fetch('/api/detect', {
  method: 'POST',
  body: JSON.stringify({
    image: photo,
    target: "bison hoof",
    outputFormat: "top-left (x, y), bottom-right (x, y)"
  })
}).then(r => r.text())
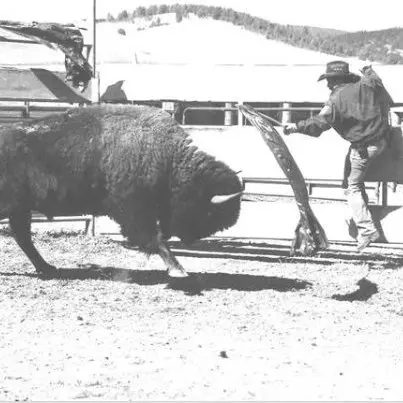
top-left (36, 264), bottom-right (58, 275)
top-left (167, 268), bottom-right (189, 278)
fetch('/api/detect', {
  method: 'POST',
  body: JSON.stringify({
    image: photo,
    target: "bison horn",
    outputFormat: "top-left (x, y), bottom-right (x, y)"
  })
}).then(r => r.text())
top-left (210, 192), bottom-right (242, 204)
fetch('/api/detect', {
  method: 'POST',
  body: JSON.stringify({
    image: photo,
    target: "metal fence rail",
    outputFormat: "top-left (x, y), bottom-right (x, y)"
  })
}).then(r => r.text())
top-left (181, 106), bottom-right (323, 125)
top-left (0, 102), bottom-right (74, 122)
top-left (242, 177), bottom-right (382, 204)
top-left (0, 214), bottom-right (95, 235)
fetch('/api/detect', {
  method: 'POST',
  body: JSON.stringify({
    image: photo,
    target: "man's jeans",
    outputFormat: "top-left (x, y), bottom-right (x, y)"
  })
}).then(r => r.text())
top-left (345, 137), bottom-right (387, 239)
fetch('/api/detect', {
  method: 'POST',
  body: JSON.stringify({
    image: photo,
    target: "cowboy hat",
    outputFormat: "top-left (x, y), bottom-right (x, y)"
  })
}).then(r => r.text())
top-left (318, 60), bottom-right (360, 82)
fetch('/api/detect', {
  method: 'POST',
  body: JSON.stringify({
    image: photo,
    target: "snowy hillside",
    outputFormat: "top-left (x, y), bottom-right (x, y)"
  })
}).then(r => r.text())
top-left (1, 16), bottom-right (354, 67)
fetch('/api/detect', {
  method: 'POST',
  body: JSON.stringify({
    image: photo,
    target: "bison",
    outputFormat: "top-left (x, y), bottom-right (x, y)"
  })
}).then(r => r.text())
top-left (0, 104), bottom-right (242, 278)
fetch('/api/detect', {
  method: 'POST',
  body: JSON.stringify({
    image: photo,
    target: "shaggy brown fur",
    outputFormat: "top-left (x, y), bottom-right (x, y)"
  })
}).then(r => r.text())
top-left (0, 104), bottom-right (242, 276)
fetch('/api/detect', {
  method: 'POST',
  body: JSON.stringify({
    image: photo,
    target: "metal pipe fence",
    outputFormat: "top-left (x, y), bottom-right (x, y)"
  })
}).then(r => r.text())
top-left (0, 100), bottom-right (79, 122)
top-left (181, 106), bottom-right (322, 125)
top-left (0, 100), bottom-right (397, 217)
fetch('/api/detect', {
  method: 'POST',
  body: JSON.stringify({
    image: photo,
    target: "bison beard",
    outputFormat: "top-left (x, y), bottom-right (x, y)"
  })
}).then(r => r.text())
top-left (0, 105), bottom-right (242, 278)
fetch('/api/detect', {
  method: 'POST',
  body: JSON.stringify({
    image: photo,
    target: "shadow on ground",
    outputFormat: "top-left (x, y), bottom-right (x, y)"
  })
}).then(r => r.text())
top-left (130, 238), bottom-right (403, 269)
top-left (1, 238), bottom-right (398, 298)
top-left (332, 278), bottom-right (379, 302)
top-left (0, 265), bottom-right (311, 296)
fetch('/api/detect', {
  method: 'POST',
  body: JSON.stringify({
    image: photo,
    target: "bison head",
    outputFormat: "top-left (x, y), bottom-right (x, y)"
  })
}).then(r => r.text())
top-left (169, 154), bottom-right (243, 244)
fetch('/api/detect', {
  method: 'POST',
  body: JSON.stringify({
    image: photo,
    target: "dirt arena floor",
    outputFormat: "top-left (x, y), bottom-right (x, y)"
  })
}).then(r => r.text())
top-left (1, 220), bottom-right (403, 401)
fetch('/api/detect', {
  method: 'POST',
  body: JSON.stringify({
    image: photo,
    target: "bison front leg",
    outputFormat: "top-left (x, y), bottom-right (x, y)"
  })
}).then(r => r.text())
top-left (115, 197), bottom-right (188, 278)
top-left (9, 210), bottom-right (57, 275)
top-left (154, 228), bottom-right (188, 278)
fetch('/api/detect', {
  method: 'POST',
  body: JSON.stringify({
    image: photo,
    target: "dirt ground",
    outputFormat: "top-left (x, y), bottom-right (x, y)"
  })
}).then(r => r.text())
top-left (1, 225), bottom-right (403, 401)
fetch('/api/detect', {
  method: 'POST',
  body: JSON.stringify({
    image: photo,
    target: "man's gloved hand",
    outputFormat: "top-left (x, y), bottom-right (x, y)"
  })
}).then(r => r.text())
top-left (283, 123), bottom-right (298, 135)
top-left (359, 64), bottom-right (372, 74)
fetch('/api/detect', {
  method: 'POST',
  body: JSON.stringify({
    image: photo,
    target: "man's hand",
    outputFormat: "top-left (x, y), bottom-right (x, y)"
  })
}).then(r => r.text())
top-left (359, 64), bottom-right (372, 75)
top-left (283, 123), bottom-right (298, 135)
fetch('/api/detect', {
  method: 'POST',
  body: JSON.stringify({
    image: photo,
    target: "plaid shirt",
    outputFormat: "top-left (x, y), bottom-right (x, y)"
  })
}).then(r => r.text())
top-left (296, 67), bottom-right (393, 145)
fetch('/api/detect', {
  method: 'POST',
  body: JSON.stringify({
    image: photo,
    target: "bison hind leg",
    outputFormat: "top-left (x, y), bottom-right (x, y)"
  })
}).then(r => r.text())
top-left (9, 209), bottom-right (57, 275)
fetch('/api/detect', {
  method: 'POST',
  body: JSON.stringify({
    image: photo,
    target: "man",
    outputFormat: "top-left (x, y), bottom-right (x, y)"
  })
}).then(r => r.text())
top-left (284, 60), bottom-right (393, 253)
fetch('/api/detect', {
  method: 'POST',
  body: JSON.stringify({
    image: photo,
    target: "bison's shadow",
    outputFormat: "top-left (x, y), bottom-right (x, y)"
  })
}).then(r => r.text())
top-left (0, 265), bottom-right (311, 295)
top-left (53, 265), bottom-right (312, 295)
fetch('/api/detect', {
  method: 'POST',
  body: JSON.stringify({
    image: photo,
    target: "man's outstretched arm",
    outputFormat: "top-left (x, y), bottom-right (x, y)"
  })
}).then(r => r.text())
top-left (284, 104), bottom-right (332, 137)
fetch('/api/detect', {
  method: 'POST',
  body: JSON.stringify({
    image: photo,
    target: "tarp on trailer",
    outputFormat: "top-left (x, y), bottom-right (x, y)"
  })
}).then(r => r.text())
top-left (0, 20), bottom-right (92, 91)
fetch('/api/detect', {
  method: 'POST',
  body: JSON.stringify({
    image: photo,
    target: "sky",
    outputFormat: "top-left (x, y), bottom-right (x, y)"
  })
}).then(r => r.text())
top-left (1, 0), bottom-right (403, 32)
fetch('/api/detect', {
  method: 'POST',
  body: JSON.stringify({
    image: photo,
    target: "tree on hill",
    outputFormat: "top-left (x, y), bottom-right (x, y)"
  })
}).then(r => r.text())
top-left (117, 10), bottom-right (129, 21)
top-left (175, 11), bottom-right (183, 23)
